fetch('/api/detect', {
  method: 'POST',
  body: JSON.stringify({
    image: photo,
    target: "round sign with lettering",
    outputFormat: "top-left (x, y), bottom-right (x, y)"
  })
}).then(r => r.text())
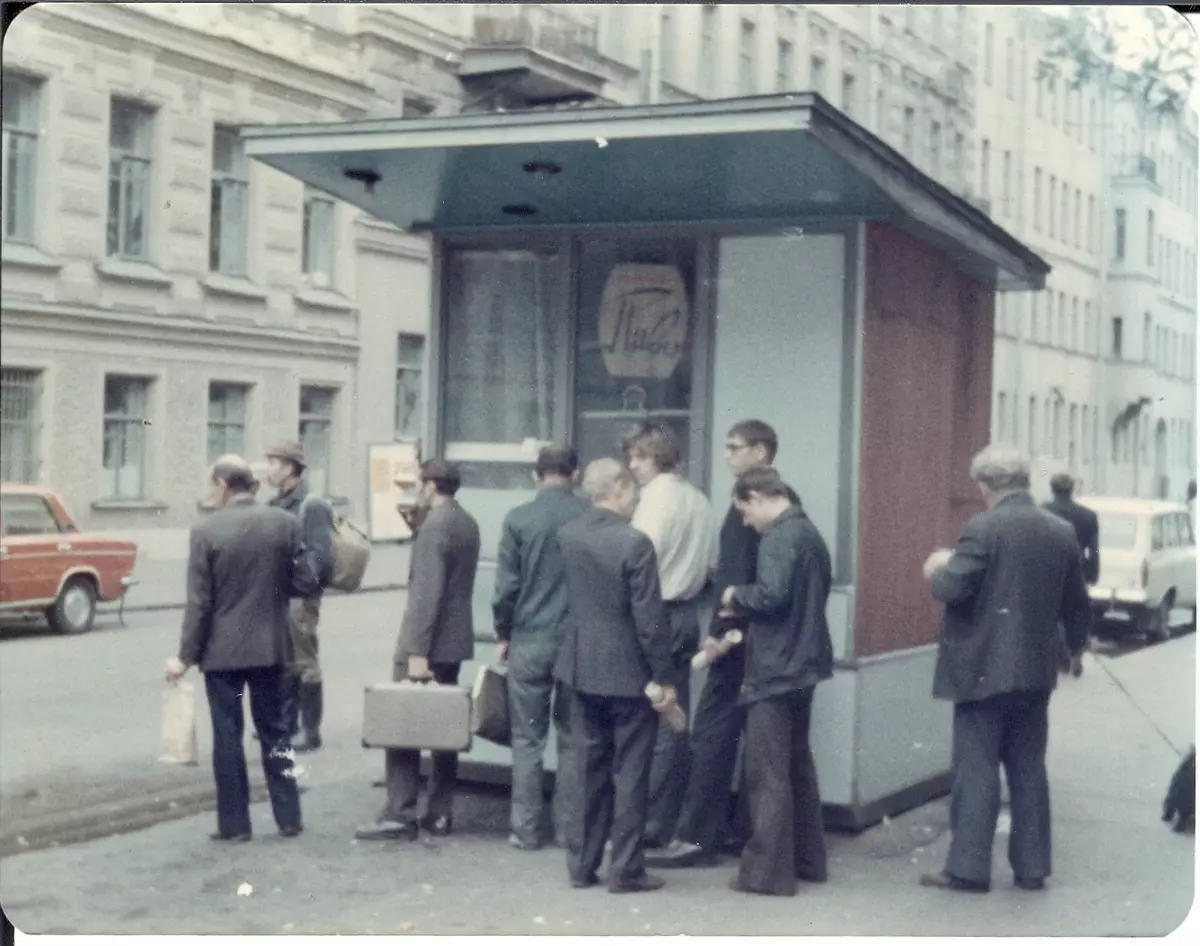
top-left (597, 264), bottom-right (689, 380)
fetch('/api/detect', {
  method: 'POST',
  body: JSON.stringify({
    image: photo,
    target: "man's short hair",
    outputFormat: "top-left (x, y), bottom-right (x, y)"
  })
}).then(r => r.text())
top-left (727, 420), bottom-right (779, 463)
top-left (1050, 473), bottom-right (1075, 497)
top-left (969, 445), bottom-right (1031, 492)
top-left (620, 422), bottom-right (681, 473)
top-left (733, 467), bottom-right (793, 503)
top-left (581, 458), bottom-right (633, 502)
top-left (419, 459), bottom-right (462, 497)
top-left (535, 444), bottom-right (579, 479)
top-left (210, 455), bottom-right (257, 494)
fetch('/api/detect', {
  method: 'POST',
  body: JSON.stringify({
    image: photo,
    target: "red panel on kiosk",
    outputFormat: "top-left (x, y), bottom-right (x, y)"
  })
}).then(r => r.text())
top-left (855, 223), bottom-right (994, 658)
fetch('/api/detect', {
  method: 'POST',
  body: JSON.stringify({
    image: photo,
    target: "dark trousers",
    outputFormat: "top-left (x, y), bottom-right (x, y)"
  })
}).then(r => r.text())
top-left (569, 691), bottom-right (658, 885)
top-left (672, 652), bottom-right (747, 851)
top-left (738, 688), bottom-right (826, 896)
top-left (204, 665), bottom-right (302, 837)
top-left (945, 690), bottom-right (1052, 885)
top-left (507, 636), bottom-right (577, 847)
top-left (645, 601), bottom-right (699, 844)
top-left (381, 661), bottom-right (461, 825)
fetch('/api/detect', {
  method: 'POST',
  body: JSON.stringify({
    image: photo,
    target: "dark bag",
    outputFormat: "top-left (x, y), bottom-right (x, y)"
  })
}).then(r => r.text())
top-left (471, 664), bottom-right (511, 747)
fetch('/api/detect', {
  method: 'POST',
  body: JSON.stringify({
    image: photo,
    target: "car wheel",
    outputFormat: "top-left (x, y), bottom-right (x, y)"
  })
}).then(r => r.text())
top-left (1147, 594), bottom-right (1174, 643)
top-left (47, 577), bottom-right (97, 635)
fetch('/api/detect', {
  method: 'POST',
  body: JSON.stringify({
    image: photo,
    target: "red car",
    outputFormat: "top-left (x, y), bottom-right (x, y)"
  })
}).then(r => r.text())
top-left (0, 484), bottom-right (138, 634)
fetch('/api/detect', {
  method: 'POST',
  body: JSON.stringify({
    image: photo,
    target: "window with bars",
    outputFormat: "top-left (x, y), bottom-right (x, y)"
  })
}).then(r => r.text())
top-left (299, 385), bottom-right (335, 497)
top-left (107, 99), bottom-right (154, 260)
top-left (302, 188), bottom-right (336, 287)
top-left (395, 333), bottom-right (425, 440)
top-left (207, 382), bottom-right (249, 463)
top-left (0, 368), bottom-right (41, 483)
top-left (210, 127), bottom-right (248, 275)
top-left (102, 375), bottom-right (150, 499)
top-left (2, 72), bottom-right (40, 245)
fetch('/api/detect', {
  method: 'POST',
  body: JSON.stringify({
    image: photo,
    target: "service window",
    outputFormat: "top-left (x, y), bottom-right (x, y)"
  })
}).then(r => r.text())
top-left (0, 494), bottom-right (62, 536)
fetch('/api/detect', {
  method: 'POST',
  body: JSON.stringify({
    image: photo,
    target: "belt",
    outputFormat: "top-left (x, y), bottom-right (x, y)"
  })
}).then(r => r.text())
top-left (664, 596), bottom-right (700, 608)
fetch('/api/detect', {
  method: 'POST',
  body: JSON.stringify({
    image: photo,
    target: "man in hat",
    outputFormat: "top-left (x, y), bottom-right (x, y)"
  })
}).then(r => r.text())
top-left (264, 441), bottom-right (335, 753)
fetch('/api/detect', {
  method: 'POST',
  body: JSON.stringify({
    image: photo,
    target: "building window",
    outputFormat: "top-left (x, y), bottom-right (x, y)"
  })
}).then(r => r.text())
top-left (0, 367), bottom-right (40, 482)
top-left (1030, 294), bottom-right (1040, 341)
top-left (1060, 187), bottom-right (1068, 246)
top-left (1028, 396), bottom-right (1037, 456)
top-left (738, 19), bottom-right (756, 96)
top-left (1005, 37), bottom-right (1016, 99)
top-left (841, 73), bottom-right (856, 117)
top-left (1083, 405), bottom-right (1091, 462)
top-left (102, 376), bottom-right (150, 500)
top-left (1146, 210), bottom-right (1155, 266)
top-left (395, 333), bottom-right (425, 439)
top-left (1048, 176), bottom-right (1057, 239)
top-left (1085, 301), bottom-right (1093, 354)
top-left (107, 99), bottom-right (154, 260)
top-left (210, 127), bottom-right (248, 276)
top-left (1069, 404), bottom-right (1078, 466)
top-left (660, 11), bottom-right (675, 82)
top-left (983, 22), bottom-right (995, 86)
top-left (207, 383), bottom-right (248, 464)
top-left (1048, 72), bottom-right (1059, 125)
top-left (1057, 292), bottom-right (1066, 347)
top-left (1112, 317), bottom-right (1123, 358)
top-left (1, 72), bottom-right (40, 245)
top-left (775, 39), bottom-right (794, 93)
top-left (930, 121), bottom-right (941, 177)
top-left (1033, 168), bottom-right (1043, 231)
top-left (810, 55), bottom-right (826, 96)
top-left (302, 188), bottom-right (336, 287)
top-left (1114, 209), bottom-right (1126, 260)
top-left (1072, 297), bottom-right (1080, 351)
top-left (902, 106), bottom-right (914, 155)
top-left (980, 138), bottom-right (991, 200)
top-left (1073, 188), bottom-right (1081, 247)
top-left (1002, 150), bottom-right (1012, 215)
top-left (1036, 68), bottom-right (1045, 117)
top-left (1088, 96), bottom-right (1098, 149)
top-left (298, 386), bottom-right (335, 497)
top-left (1045, 292), bottom-right (1055, 345)
top-left (699, 7), bottom-right (717, 95)
top-left (997, 392), bottom-right (1008, 441)
top-left (1087, 195), bottom-right (1095, 254)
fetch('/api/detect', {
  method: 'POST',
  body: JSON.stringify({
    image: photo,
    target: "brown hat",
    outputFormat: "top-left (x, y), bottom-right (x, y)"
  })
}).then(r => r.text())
top-left (266, 440), bottom-right (306, 470)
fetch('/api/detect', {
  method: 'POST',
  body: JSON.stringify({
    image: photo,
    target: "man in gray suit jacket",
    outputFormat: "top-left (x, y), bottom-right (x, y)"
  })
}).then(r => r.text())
top-left (919, 445), bottom-right (1091, 895)
top-left (357, 459), bottom-right (481, 842)
top-left (556, 459), bottom-right (678, 894)
top-left (165, 455), bottom-right (319, 842)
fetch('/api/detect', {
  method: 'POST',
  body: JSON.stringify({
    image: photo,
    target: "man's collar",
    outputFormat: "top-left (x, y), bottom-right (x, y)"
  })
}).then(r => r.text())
top-left (229, 494), bottom-right (256, 507)
top-left (995, 490), bottom-right (1034, 508)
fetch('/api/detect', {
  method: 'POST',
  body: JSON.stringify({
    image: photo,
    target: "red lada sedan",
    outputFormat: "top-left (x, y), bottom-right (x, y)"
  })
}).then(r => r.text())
top-left (0, 484), bottom-right (138, 634)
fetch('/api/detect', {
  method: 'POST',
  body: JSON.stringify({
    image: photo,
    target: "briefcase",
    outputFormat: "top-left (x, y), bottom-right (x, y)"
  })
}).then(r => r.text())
top-left (471, 664), bottom-right (511, 747)
top-left (362, 681), bottom-right (473, 752)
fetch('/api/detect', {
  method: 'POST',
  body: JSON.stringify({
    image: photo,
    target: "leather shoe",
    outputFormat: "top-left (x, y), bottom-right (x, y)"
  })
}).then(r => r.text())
top-left (796, 868), bottom-right (828, 884)
top-left (570, 873), bottom-right (601, 889)
top-left (509, 833), bottom-right (541, 851)
top-left (608, 873), bottom-right (666, 894)
top-left (210, 831), bottom-right (252, 843)
top-left (1015, 876), bottom-right (1046, 891)
top-left (355, 821), bottom-right (418, 842)
top-left (645, 840), bottom-right (717, 868)
top-left (279, 825), bottom-right (303, 838)
top-left (420, 815), bottom-right (453, 837)
top-left (919, 870), bottom-right (990, 894)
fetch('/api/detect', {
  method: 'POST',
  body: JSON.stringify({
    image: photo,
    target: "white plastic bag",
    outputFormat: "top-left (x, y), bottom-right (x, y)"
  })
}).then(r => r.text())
top-left (160, 680), bottom-right (198, 765)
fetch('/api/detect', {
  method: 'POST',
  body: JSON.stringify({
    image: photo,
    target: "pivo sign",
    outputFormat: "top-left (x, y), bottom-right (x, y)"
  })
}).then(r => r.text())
top-left (597, 264), bottom-right (689, 380)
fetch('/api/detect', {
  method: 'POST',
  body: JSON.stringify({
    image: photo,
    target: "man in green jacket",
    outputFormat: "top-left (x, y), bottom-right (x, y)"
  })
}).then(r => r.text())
top-left (494, 444), bottom-right (591, 851)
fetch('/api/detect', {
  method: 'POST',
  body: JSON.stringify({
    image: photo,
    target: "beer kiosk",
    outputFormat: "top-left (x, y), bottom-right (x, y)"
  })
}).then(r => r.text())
top-left (243, 94), bottom-right (1049, 828)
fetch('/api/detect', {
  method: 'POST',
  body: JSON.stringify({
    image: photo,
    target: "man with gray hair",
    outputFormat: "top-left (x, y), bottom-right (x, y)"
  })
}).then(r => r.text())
top-left (918, 444), bottom-right (1090, 895)
top-left (555, 458), bottom-right (678, 893)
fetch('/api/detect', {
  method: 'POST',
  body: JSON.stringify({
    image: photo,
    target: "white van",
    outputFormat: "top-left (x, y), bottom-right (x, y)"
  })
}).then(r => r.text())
top-left (1077, 497), bottom-right (1197, 641)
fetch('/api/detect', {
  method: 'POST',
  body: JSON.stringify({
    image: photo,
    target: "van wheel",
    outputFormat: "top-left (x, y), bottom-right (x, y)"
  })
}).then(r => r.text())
top-left (47, 578), bottom-right (97, 635)
top-left (1147, 594), bottom-right (1174, 643)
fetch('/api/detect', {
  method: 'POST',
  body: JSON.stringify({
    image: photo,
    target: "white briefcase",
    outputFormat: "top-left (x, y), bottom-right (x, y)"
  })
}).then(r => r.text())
top-left (362, 681), bottom-right (473, 752)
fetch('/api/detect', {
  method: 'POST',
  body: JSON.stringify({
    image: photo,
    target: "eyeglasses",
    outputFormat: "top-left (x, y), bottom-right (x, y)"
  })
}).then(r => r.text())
top-left (724, 442), bottom-right (752, 454)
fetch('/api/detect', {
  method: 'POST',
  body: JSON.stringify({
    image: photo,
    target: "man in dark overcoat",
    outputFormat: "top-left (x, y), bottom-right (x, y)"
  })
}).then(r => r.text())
top-left (165, 455), bottom-right (319, 842)
top-left (920, 445), bottom-right (1091, 894)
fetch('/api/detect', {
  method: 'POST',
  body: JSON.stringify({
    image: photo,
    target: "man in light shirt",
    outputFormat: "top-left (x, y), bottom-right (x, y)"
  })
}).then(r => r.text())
top-left (622, 422), bottom-right (713, 848)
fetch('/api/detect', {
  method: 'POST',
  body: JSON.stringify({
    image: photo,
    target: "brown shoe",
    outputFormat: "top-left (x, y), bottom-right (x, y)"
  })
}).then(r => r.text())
top-left (608, 873), bottom-right (666, 893)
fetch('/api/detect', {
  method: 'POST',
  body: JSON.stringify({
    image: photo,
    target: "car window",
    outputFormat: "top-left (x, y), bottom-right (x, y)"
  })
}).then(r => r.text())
top-left (1098, 515), bottom-right (1139, 550)
top-left (0, 495), bottom-right (63, 536)
top-left (1162, 514), bottom-right (1181, 548)
top-left (1177, 514), bottom-right (1195, 547)
top-left (1150, 516), bottom-right (1164, 551)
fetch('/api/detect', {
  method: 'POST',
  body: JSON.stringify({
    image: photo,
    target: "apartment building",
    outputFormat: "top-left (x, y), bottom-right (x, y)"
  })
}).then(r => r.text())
top-left (2, 4), bottom-right (1195, 550)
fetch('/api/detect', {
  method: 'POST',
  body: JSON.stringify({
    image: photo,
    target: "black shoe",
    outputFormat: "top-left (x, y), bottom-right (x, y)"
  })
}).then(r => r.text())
top-left (420, 815), bottom-right (453, 837)
top-left (1015, 876), bottom-right (1046, 891)
top-left (720, 836), bottom-right (748, 856)
top-left (292, 731), bottom-right (322, 753)
top-left (570, 873), bottom-right (601, 889)
top-left (645, 840), bottom-right (717, 868)
top-left (372, 775), bottom-right (387, 788)
top-left (609, 873), bottom-right (666, 894)
top-left (279, 825), bottom-right (303, 839)
top-left (796, 868), bottom-right (828, 884)
top-left (355, 821), bottom-right (418, 842)
top-left (210, 831), bottom-right (252, 843)
top-left (919, 870), bottom-right (990, 894)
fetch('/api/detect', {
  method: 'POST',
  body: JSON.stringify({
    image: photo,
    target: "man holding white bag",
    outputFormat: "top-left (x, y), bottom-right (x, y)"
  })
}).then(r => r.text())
top-left (164, 455), bottom-right (320, 842)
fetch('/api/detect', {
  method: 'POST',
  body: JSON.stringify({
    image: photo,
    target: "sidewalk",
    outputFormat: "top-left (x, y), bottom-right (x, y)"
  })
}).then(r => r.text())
top-left (102, 542), bottom-right (413, 614)
top-left (2, 635), bottom-right (1194, 936)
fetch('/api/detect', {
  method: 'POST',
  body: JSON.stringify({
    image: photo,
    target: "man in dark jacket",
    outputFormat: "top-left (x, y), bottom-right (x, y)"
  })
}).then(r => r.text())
top-left (717, 467), bottom-right (833, 897)
top-left (556, 458), bottom-right (678, 893)
top-left (165, 455), bottom-right (319, 841)
top-left (493, 444), bottom-right (591, 851)
top-left (1042, 473), bottom-right (1099, 677)
top-left (920, 445), bottom-right (1091, 894)
top-left (649, 419), bottom-right (797, 869)
top-left (264, 441), bottom-right (334, 753)
top-left (356, 460), bottom-right (480, 842)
